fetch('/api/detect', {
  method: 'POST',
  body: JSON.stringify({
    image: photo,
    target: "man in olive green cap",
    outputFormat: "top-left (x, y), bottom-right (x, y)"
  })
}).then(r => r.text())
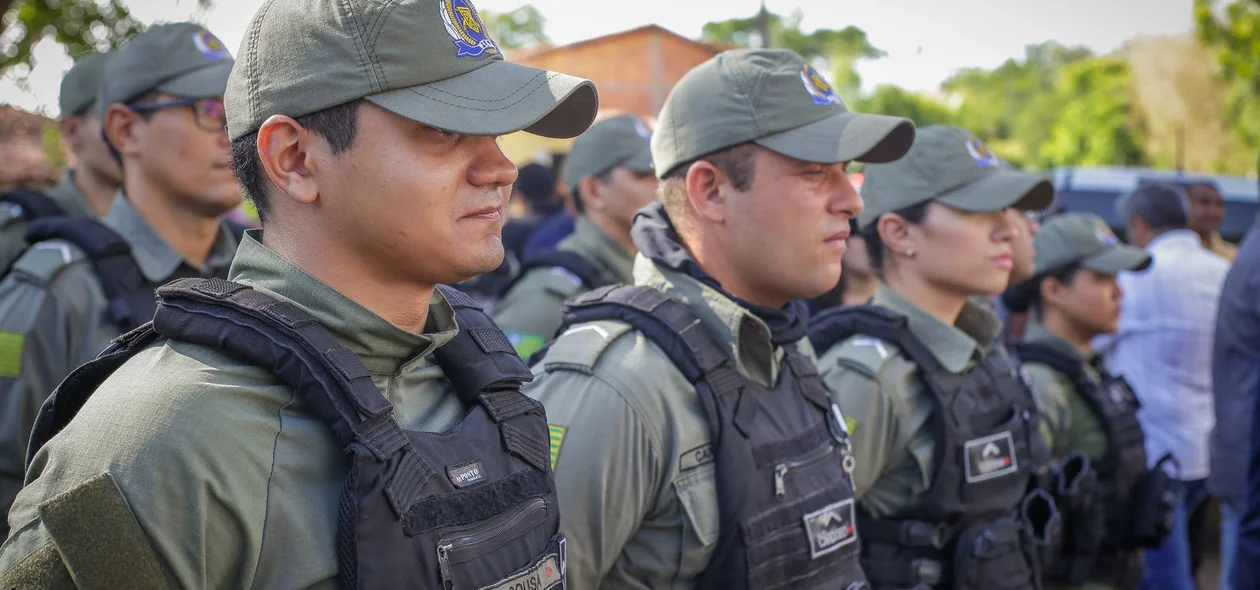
top-left (0, 50), bottom-right (121, 272)
top-left (1009, 212), bottom-right (1156, 589)
top-left (527, 48), bottom-right (914, 588)
top-left (0, 22), bottom-right (243, 538)
top-left (493, 113), bottom-right (657, 357)
top-left (808, 125), bottom-right (1056, 589)
top-left (0, 0), bottom-right (597, 586)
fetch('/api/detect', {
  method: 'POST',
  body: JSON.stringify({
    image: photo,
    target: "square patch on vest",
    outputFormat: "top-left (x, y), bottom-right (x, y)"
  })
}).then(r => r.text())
top-left (483, 552), bottom-right (563, 590)
top-left (803, 498), bottom-right (857, 559)
top-left (446, 460), bottom-right (486, 488)
top-left (963, 431), bottom-right (1018, 483)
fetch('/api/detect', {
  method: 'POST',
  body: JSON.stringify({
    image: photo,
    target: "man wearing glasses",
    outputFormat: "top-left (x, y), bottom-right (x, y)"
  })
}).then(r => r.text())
top-left (0, 22), bottom-right (241, 530)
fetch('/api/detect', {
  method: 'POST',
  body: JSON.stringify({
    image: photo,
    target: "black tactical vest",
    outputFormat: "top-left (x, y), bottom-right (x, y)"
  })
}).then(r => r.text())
top-left (810, 305), bottom-right (1053, 590)
top-left (28, 278), bottom-right (567, 590)
top-left (24, 217), bottom-right (172, 331)
top-left (499, 249), bottom-right (608, 298)
top-left (552, 284), bottom-right (868, 590)
top-left (1011, 342), bottom-right (1171, 588)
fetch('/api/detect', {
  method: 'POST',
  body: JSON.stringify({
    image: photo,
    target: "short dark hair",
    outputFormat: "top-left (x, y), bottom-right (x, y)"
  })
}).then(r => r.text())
top-left (860, 201), bottom-right (931, 270)
top-left (229, 100), bottom-right (361, 222)
top-left (1027, 262), bottom-right (1083, 316)
top-left (1117, 183), bottom-right (1189, 233)
top-left (658, 143), bottom-right (758, 224)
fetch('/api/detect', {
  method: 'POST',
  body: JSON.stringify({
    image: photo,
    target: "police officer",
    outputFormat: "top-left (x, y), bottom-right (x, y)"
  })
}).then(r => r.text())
top-left (1009, 213), bottom-right (1175, 589)
top-left (494, 113), bottom-right (657, 357)
top-left (0, 0), bottom-right (597, 586)
top-left (0, 50), bottom-right (121, 271)
top-left (0, 23), bottom-right (243, 527)
top-left (808, 125), bottom-right (1056, 590)
top-left (527, 48), bottom-right (915, 589)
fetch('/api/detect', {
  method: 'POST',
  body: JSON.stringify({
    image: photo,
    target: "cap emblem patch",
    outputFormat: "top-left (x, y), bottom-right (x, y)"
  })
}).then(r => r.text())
top-left (1094, 218), bottom-right (1119, 245)
top-left (964, 136), bottom-right (1000, 168)
top-left (800, 64), bottom-right (844, 106)
top-left (441, 0), bottom-right (500, 58)
top-left (192, 29), bottom-right (230, 60)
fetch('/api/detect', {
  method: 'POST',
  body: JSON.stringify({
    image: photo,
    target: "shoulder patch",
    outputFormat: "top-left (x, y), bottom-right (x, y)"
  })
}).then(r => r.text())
top-left (10, 240), bottom-right (87, 285)
top-left (542, 320), bottom-right (634, 374)
top-left (0, 330), bottom-right (24, 378)
top-left (547, 424), bottom-right (566, 469)
top-left (541, 267), bottom-right (586, 298)
top-left (831, 336), bottom-right (900, 379)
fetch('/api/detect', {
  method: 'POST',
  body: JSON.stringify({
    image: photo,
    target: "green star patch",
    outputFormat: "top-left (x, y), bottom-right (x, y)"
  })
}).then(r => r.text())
top-left (547, 424), bottom-right (567, 470)
top-left (506, 331), bottom-right (548, 360)
top-left (0, 331), bottom-right (24, 378)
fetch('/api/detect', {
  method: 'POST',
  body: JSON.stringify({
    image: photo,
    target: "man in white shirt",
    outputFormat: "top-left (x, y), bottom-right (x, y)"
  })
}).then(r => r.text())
top-left (1097, 183), bottom-right (1230, 590)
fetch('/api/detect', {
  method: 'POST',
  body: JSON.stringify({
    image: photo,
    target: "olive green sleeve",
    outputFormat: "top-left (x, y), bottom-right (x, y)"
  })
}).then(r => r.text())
top-left (0, 267), bottom-right (101, 533)
top-left (823, 367), bottom-right (902, 501)
top-left (526, 369), bottom-right (663, 589)
top-left (1022, 364), bottom-right (1072, 458)
top-left (492, 269), bottom-right (581, 358)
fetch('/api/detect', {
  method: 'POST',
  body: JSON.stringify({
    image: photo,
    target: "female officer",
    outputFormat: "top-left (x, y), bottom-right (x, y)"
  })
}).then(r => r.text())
top-left (1008, 212), bottom-right (1173, 590)
top-left (808, 125), bottom-right (1055, 590)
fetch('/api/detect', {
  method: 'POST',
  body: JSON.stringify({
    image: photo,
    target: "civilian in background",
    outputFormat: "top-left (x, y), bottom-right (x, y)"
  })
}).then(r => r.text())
top-left (1212, 217), bottom-right (1260, 590)
top-left (1095, 183), bottom-right (1230, 590)
top-left (996, 208), bottom-right (1042, 342)
top-left (1187, 182), bottom-right (1237, 262)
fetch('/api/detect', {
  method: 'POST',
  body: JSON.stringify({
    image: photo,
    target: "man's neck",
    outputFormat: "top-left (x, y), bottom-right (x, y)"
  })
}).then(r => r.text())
top-left (884, 270), bottom-right (967, 326)
top-left (1041, 311), bottom-right (1097, 357)
top-left (73, 168), bottom-right (120, 217)
top-left (262, 228), bottom-right (433, 334)
top-left (123, 177), bottom-right (220, 267)
top-left (689, 233), bottom-right (786, 308)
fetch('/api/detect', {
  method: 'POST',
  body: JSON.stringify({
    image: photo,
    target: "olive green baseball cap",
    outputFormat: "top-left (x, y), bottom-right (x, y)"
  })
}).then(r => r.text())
top-left (59, 51), bottom-right (113, 117)
top-left (1033, 212), bottom-right (1151, 275)
top-left (858, 125), bottom-right (1055, 228)
top-left (225, 0), bottom-right (599, 142)
top-left (563, 114), bottom-right (654, 190)
top-left (651, 48), bottom-right (915, 179)
top-left (98, 23), bottom-right (235, 115)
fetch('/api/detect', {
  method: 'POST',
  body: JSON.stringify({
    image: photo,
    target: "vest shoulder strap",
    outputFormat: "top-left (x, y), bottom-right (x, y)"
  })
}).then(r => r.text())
top-left (0, 189), bottom-right (65, 223)
top-left (25, 218), bottom-right (154, 331)
top-left (536, 319), bottom-right (635, 374)
top-left (502, 249), bottom-right (606, 298)
top-left (1010, 342), bottom-right (1088, 384)
top-left (808, 305), bottom-right (944, 374)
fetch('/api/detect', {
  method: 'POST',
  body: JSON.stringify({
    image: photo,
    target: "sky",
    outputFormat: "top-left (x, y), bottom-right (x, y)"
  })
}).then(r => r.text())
top-left (0, 0), bottom-right (1197, 115)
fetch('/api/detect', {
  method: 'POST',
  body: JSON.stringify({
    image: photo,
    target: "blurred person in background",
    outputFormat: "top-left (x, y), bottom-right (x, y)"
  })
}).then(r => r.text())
top-left (996, 208), bottom-right (1043, 342)
top-left (1186, 182), bottom-right (1236, 262)
top-left (1211, 215), bottom-right (1260, 590)
top-left (806, 218), bottom-right (877, 314)
top-left (1096, 183), bottom-right (1229, 590)
top-left (502, 162), bottom-right (562, 262)
top-left (0, 51), bottom-right (121, 273)
top-left (0, 23), bottom-right (242, 535)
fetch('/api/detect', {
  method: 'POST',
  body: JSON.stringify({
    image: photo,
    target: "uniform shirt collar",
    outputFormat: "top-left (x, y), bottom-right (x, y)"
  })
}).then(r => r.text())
top-left (228, 230), bottom-right (459, 374)
top-left (101, 192), bottom-right (237, 282)
top-left (872, 283), bottom-right (1001, 373)
top-left (567, 217), bottom-right (635, 284)
top-left (44, 171), bottom-right (96, 219)
top-left (634, 254), bottom-right (786, 388)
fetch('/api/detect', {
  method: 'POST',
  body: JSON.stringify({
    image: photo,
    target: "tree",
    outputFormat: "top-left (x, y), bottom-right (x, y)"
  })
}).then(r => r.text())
top-left (2, 0), bottom-right (202, 73)
top-left (702, 8), bottom-right (884, 101)
top-left (1195, 0), bottom-right (1260, 154)
top-left (854, 85), bottom-right (953, 128)
top-left (482, 4), bottom-right (548, 51)
top-left (1038, 57), bottom-right (1146, 168)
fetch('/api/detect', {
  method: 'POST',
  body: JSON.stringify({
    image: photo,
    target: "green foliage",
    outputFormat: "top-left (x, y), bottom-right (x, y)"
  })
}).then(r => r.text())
top-left (1038, 58), bottom-right (1146, 167)
top-left (701, 8), bottom-right (883, 99)
top-left (853, 85), bottom-right (953, 128)
top-left (482, 4), bottom-right (548, 50)
top-left (2, 0), bottom-right (144, 73)
top-left (1195, 0), bottom-right (1260, 152)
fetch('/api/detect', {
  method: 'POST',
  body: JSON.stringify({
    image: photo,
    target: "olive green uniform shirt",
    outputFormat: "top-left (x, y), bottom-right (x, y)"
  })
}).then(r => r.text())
top-left (524, 254), bottom-right (803, 589)
top-left (0, 172), bottom-right (97, 272)
top-left (816, 284), bottom-right (1003, 518)
top-left (0, 231), bottom-right (467, 588)
top-left (0, 193), bottom-right (237, 531)
top-left (493, 217), bottom-right (634, 358)
top-left (1019, 323), bottom-right (1116, 590)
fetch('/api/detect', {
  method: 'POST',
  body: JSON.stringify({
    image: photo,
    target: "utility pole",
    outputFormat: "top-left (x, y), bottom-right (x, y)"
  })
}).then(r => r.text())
top-left (756, 1), bottom-right (771, 49)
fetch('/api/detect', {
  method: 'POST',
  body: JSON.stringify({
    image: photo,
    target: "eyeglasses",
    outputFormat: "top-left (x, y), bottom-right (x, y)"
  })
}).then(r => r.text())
top-left (128, 98), bottom-right (227, 133)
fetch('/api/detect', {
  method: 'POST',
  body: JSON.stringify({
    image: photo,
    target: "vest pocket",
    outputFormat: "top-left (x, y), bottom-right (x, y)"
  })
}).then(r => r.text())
top-left (436, 497), bottom-right (555, 589)
top-left (675, 463), bottom-right (720, 547)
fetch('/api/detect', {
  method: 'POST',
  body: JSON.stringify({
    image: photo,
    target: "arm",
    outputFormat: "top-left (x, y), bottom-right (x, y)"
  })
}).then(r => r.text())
top-left (1022, 364), bottom-right (1072, 458)
top-left (527, 369), bottom-right (663, 588)
top-left (823, 364), bottom-right (902, 502)
top-left (492, 270), bottom-right (579, 358)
